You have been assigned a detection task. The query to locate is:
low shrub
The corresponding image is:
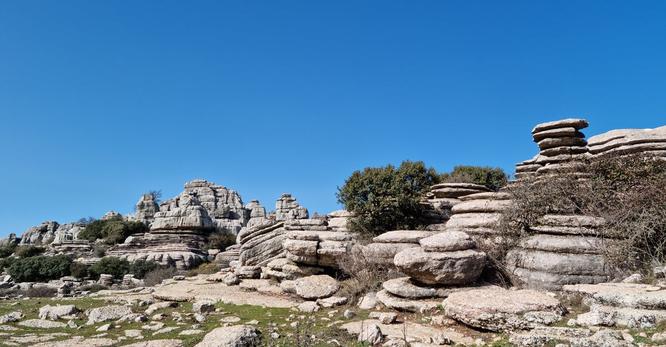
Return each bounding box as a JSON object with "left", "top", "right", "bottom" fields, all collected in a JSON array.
[
  {"left": 187, "top": 262, "right": 220, "bottom": 276},
  {"left": 89, "top": 257, "right": 130, "bottom": 279},
  {"left": 69, "top": 262, "right": 89, "bottom": 279},
  {"left": 78, "top": 217, "right": 148, "bottom": 245},
  {"left": 207, "top": 231, "right": 236, "bottom": 251},
  {"left": 79, "top": 283, "right": 108, "bottom": 293},
  {"left": 440, "top": 165, "right": 508, "bottom": 191},
  {"left": 7, "top": 255, "right": 72, "bottom": 282},
  {"left": 0, "top": 244, "right": 17, "bottom": 258},
  {"left": 143, "top": 267, "right": 178, "bottom": 287},
  {"left": 14, "top": 245, "right": 45, "bottom": 258},
  {"left": 501, "top": 153, "right": 666, "bottom": 274},
  {"left": 336, "top": 244, "right": 403, "bottom": 303},
  {"left": 24, "top": 286, "right": 57, "bottom": 297},
  {"left": 129, "top": 259, "right": 161, "bottom": 279}
]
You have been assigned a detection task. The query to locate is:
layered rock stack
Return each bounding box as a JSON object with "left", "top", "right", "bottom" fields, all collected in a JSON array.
[
  {"left": 134, "top": 193, "right": 160, "bottom": 224},
  {"left": 588, "top": 125, "right": 666, "bottom": 158},
  {"left": 444, "top": 191, "right": 512, "bottom": 251},
  {"left": 159, "top": 179, "right": 248, "bottom": 235},
  {"left": 244, "top": 200, "right": 268, "bottom": 229},
  {"left": 506, "top": 214, "right": 612, "bottom": 290},
  {"left": 423, "top": 183, "right": 492, "bottom": 230},
  {"left": 516, "top": 118, "right": 591, "bottom": 179},
  {"left": 214, "top": 244, "right": 241, "bottom": 268},
  {"left": 107, "top": 192, "right": 214, "bottom": 269},
  {"left": 377, "top": 230, "right": 486, "bottom": 312},
  {"left": 362, "top": 230, "right": 435, "bottom": 267},
  {"left": 274, "top": 193, "right": 309, "bottom": 220}
]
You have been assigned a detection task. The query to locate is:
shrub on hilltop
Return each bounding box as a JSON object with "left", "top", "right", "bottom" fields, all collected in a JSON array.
[
  {"left": 337, "top": 160, "right": 439, "bottom": 235},
  {"left": 78, "top": 216, "right": 148, "bottom": 245},
  {"left": 440, "top": 165, "right": 508, "bottom": 191},
  {"left": 14, "top": 245, "right": 45, "bottom": 258}
]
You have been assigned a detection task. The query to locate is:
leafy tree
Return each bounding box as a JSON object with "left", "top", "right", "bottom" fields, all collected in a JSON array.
[
  {"left": 7, "top": 255, "right": 72, "bottom": 282},
  {"left": 440, "top": 165, "right": 508, "bottom": 191},
  {"left": 78, "top": 217, "right": 148, "bottom": 245},
  {"left": 337, "top": 160, "right": 439, "bottom": 235}
]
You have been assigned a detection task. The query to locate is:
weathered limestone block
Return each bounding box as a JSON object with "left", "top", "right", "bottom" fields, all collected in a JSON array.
[
  {"left": 444, "top": 286, "right": 566, "bottom": 331},
  {"left": 394, "top": 247, "right": 486, "bottom": 286},
  {"left": 18, "top": 221, "right": 59, "bottom": 245},
  {"left": 238, "top": 221, "right": 286, "bottom": 267}
]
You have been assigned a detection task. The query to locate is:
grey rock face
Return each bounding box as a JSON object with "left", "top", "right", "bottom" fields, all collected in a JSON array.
[
  {"left": 86, "top": 305, "right": 133, "bottom": 324},
  {"left": 394, "top": 247, "right": 486, "bottom": 286},
  {"left": 194, "top": 325, "right": 261, "bottom": 347},
  {"left": 290, "top": 274, "right": 340, "bottom": 300},
  {"left": 238, "top": 221, "right": 286, "bottom": 267},
  {"left": 38, "top": 304, "right": 79, "bottom": 320},
  {"left": 18, "top": 221, "right": 59, "bottom": 245},
  {"left": 135, "top": 193, "right": 160, "bottom": 224},
  {"left": 274, "top": 193, "right": 308, "bottom": 221}
]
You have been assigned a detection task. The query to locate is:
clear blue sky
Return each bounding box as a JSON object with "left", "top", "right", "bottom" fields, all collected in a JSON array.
[{"left": 1, "top": 1, "right": 665, "bottom": 236}]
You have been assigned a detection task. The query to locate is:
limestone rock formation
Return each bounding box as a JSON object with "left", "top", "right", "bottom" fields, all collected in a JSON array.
[
  {"left": 444, "top": 286, "right": 566, "bottom": 331},
  {"left": 274, "top": 193, "right": 308, "bottom": 221},
  {"left": 363, "top": 230, "right": 435, "bottom": 266},
  {"left": 134, "top": 193, "right": 160, "bottom": 224},
  {"left": 244, "top": 200, "right": 268, "bottom": 229},
  {"left": 588, "top": 125, "right": 666, "bottom": 158},
  {"left": 394, "top": 230, "right": 486, "bottom": 286},
  {"left": 506, "top": 214, "right": 611, "bottom": 290},
  {"left": 107, "top": 193, "right": 213, "bottom": 269},
  {"left": 283, "top": 219, "right": 356, "bottom": 268},
  {"left": 422, "top": 183, "right": 491, "bottom": 230},
  {"left": 237, "top": 221, "right": 286, "bottom": 267},
  {"left": 18, "top": 221, "right": 59, "bottom": 245},
  {"left": 160, "top": 180, "right": 247, "bottom": 235},
  {"left": 444, "top": 192, "right": 510, "bottom": 251}
]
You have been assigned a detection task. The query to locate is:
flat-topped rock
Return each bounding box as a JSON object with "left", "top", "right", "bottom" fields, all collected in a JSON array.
[
  {"left": 376, "top": 289, "right": 440, "bottom": 313},
  {"left": 538, "top": 214, "right": 606, "bottom": 228},
  {"left": 290, "top": 274, "right": 340, "bottom": 299},
  {"left": 533, "top": 127, "right": 585, "bottom": 141},
  {"left": 444, "top": 286, "right": 565, "bottom": 331},
  {"left": 372, "top": 230, "right": 435, "bottom": 244},
  {"left": 519, "top": 234, "right": 604, "bottom": 254},
  {"left": 532, "top": 118, "right": 589, "bottom": 134},
  {"left": 451, "top": 199, "right": 512, "bottom": 214},
  {"left": 458, "top": 192, "right": 511, "bottom": 201},
  {"left": 537, "top": 137, "right": 588, "bottom": 150},
  {"left": 382, "top": 277, "right": 438, "bottom": 299},
  {"left": 445, "top": 213, "right": 502, "bottom": 229},
  {"left": 563, "top": 283, "right": 666, "bottom": 310},
  {"left": 419, "top": 231, "right": 476, "bottom": 252}
]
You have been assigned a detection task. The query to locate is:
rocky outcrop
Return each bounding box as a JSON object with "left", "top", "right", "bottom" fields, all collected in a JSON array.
[
  {"left": 444, "top": 192, "right": 511, "bottom": 252},
  {"left": 274, "top": 193, "right": 308, "bottom": 221},
  {"left": 588, "top": 125, "right": 666, "bottom": 158},
  {"left": 506, "top": 214, "right": 612, "bottom": 290},
  {"left": 394, "top": 231, "right": 486, "bottom": 286},
  {"left": 18, "top": 221, "right": 59, "bottom": 245},
  {"left": 215, "top": 244, "right": 240, "bottom": 267},
  {"left": 423, "top": 183, "right": 492, "bottom": 230},
  {"left": 444, "top": 286, "right": 566, "bottom": 331},
  {"left": 244, "top": 200, "right": 268, "bottom": 228},
  {"left": 237, "top": 221, "right": 286, "bottom": 267},
  {"left": 563, "top": 282, "right": 666, "bottom": 329},
  {"left": 134, "top": 193, "right": 160, "bottom": 224},
  {"left": 283, "top": 219, "right": 356, "bottom": 268},
  {"left": 362, "top": 230, "right": 435, "bottom": 266},
  {"left": 160, "top": 180, "right": 247, "bottom": 235},
  {"left": 107, "top": 193, "right": 213, "bottom": 269}
]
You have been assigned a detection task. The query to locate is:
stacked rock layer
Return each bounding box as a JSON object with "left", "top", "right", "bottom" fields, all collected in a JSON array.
[
  {"left": 423, "top": 183, "right": 492, "bottom": 230},
  {"left": 362, "top": 230, "right": 435, "bottom": 267},
  {"left": 506, "top": 214, "right": 612, "bottom": 290}
]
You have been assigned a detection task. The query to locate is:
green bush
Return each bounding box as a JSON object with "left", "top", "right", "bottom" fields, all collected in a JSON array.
[
  {"left": 440, "top": 165, "right": 508, "bottom": 191},
  {"left": 90, "top": 257, "right": 130, "bottom": 279},
  {"left": 69, "top": 262, "right": 89, "bottom": 279},
  {"left": 143, "top": 267, "right": 178, "bottom": 287},
  {"left": 7, "top": 255, "right": 72, "bottom": 282},
  {"left": 78, "top": 217, "right": 148, "bottom": 245},
  {"left": 337, "top": 160, "right": 439, "bottom": 234},
  {"left": 207, "top": 231, "right": 236, "bottom": 251},
  {"left": 0, "top": 244, "right": 16, "bottom": 258},
  {"left": 14, "top": 245, "right": 45, "bottom": 258},
  {"left": 129, "top": 259, "right": 161, "bottom": 279}
]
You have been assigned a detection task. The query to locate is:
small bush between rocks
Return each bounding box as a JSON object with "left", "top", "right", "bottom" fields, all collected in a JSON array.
[
  {"left": 336, "top": 244, "right": 403, "bottom": 303},
  {"left": 143, "top": 266, "right": 178, "bottom": 287},
  {"left": 6, "top": 255, "right": 72, "bottom": 282},
  {"left": 89, "top": 256, "right": 130, "bottom": 279},
  {"left": 207, "top": 231, "right": 236, "bottom": 251},
  {"left": 337, "top": 160, "right": 439, "bottom": 235},
  {"left": 69, "top": 261, "right": 89, "bottom": 279},
  {"left": 500, "top": 153, "right": 666, "bottom": 274},
  {"left": 187, "top": 262, "right": 221, "bottom": 276},
  {"left": 0, "top": 244, "right": 17, "bottom": 258},
  {"left": 78, "top": 216, "right": 148, "bottom": 245}
]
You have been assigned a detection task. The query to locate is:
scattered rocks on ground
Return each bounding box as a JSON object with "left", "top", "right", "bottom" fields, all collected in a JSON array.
[{"left": 195, "top": 325, "right": 261, "bottom": 347}]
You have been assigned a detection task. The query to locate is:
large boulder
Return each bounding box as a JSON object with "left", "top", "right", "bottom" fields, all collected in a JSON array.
[
  {"left": 86, "top": 305, "right": 133, "bottom": 324},
  {"left": 195, "top": 325, "right": 261, "bottom": 347},
  {"left": 284, "top": 274, "right": 340, "bottom": 300},
  {"left": 394, "top": 231, "right": 486, "bottom": 286},
  {"left": 444, "top": 286, "right": 566, "bottom": 331}
]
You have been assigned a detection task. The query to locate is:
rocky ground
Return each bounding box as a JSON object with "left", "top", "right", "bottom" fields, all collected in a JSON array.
[{"left": 2, "top": 274, "right": 666, "bottom": 346}]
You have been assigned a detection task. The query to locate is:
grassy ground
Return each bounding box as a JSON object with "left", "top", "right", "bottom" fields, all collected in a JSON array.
[{"left": 0, "top": 296, "right": 366, "bottom": 347}]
